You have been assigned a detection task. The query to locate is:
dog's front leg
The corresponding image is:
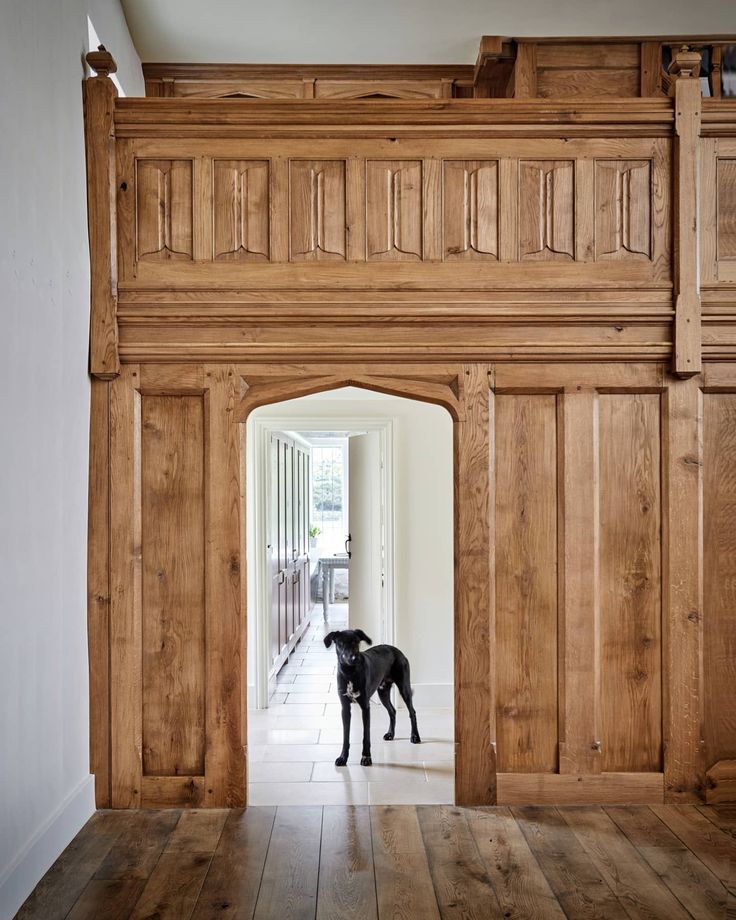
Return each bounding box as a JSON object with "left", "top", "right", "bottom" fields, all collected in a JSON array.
[
  {"left": 335, "top": 701, "right": 351, "bottom": 766},
  {"left": 360, "top": 703, "right": 372, "bottom": 766}
]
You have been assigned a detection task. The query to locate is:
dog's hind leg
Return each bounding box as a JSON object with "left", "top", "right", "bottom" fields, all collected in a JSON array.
[
  {"left": 397, "top": 669, "right": 421, "bottom": 744},
  {"left": 378, "top": 684, "right": 396, "bottom": 740},
  {"left": 359, "top": 703, "right": 372, "bottom": 766}
]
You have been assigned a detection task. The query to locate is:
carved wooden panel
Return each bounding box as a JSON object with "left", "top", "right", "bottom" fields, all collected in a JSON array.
[
  {"left": 443, "top": 160, "right": 498, "bottom": 261},
  {"left": 141, "top": 395, "right": 205, "bottom": 777},
  {"left": 495, "top": 394, "right": 558, "bottom": 773},
  {"left": 519, "top": 160, "right": 574, "bottom": 261},
  {"left": 704, "top": 393, "right": 736, "bottom": 769},
  {"left": 289, "top": 160, "right": 346, "bottom": 261},
  {"left": 366, "top": 160, "right": 422, "bottom": 261},
  {"left": 598, "top": 393, "right": 661, "bottom": 772},
  {"left": 595, "top": 160, "right": 651, "bottom": 260},
  {"left": 213, "top": 159, "right": 269, "bottom": 261},
  {"left": 136, "top": 159, "right": 193, "bottom": 261},
  {"left": 717, "top": 158, "right": 736, "bottom": 260}
]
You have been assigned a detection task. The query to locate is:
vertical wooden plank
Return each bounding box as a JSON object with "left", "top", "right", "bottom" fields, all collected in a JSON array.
[
  {"left": 701, "top": 139, "right": 718, "bottom": 285},
  {"left": 640, "top": 42, "right": 663, "bottom": 96},
  {"left": 670, "top": 49, "right": 703, "bottom": 376},
  {"left": 346, "top": 157, "right": 366, "bottom": 261},
  {"left": 514, "top": 43, "right": 538, "bottom": 98},
  {"left": 495, "top": 394, "right": 558, "bottom": 774},
  {"left": 82, "top": 69, "right": 119, "bottom": 378},
  {"left": 703, "top": 393, "right": 736, "bottom": 773},
  {"left": 370, "top": 806, "right": 441, "bottom": 920},
  {"left": 423, "top": 158, "right": 442, "bottom": 261},
  {"left": 559, "top": 388, "right": 601, "bottom": 775},
  {"left": 454, "top": 365, "right": 494, "bottom": 805},
  {"left": 575, "top": 157, "right": 595, "bottom": 262},
  {"left": 270, "top": 157, "right": 289, "bottom": 263},
  {"left": 254, "top": 806, "right": 323, "bottom": 920},
  {"left": 115, "top": 139, "right": 135, "bottom": 283},
  {"left": 109, "top": 364, "right": 142, "bottom": 808},
  {"left": 88, "top": 378, "right": 111, "bottom": 807},
  {"left": 193, "top": 156, "right": 213, "bottom": 261},
  {"left": 141, "top": 396, "right": 206, "bottom": 777},
  {"left": 316, "top": 807, "right": 377, "bottom": 920},
  {"left": 598, "top": 394, "right": 662, "bottom": 772},
  {"left": 663, "top": 376, "right": 705, "bottom": 801},
  {"left": 498, "top": 158, "right": 518, "bottom": 262},
  {"left": 204, "top": 366, "right": 246, "bottom": 806}
]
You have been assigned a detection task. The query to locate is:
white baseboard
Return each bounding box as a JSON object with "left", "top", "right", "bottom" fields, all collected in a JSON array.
[
  {"left": 398, "top": 682, "right": 453, "bottom": 709},
  {"left": 0, "top": 774, "right": 95, "bottom": 920}
]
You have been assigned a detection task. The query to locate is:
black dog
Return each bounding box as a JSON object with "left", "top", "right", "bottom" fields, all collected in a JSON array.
[{"left": 324, "top": 629, "right": 421, "bottom": 766}]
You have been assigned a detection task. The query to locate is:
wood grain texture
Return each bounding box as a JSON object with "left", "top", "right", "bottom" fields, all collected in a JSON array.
[
  {"left": 443, "top": 160, "right": 498, "bottom": 260},
  {"left": 454, "top": 365, "right": 494, "bottom": 805},
  {"left": 316, "top": 807, "right": 377, "bottom": 920},
  {"left": 136, "top": 159, "right": 193, "bottom": 261},
  {"left": 495, "top": 394, "right": 558, "bottom": 774},
  {"left": 213, "top": 159, "right": 270, "bottom": 261},
  {"left": 254, "top": 806, "right": 323, "bottom": 920},
  {"left": 83, "top": 76, "right": 120, "bottom": 377},
  {"left": 366, "top": 160, "right": 422, "bottom": 261},
  {"left": 141, "top": 395, "right": 205, "bottom": 777},
  {"left": 371, "top": 806, "right": 441, "bottom": 920},
  {"left": 497, "top": 772, "right": 663, "bottom": 804},
  {"left": 519, "top": 160, "right": 574, "bottom": 261},
  {"left": 598, "top": 393, "right": 662, "bottom": 772},
  {"left": 717, "top": 158, "right": 736, "bottom": 260},
  {"left": 703, "top": 393, "right": 736, "bottom": 779},
  {"left": 290, "top": 160, "right": 346, "bottom": 261}
]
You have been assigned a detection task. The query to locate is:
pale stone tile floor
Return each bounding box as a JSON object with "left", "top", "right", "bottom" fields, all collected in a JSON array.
[{"left": 248, "top": 604, "right": 455, "bottom": 805}]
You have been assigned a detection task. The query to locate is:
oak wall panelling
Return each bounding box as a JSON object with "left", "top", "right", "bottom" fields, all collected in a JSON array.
[{"left": 84, "top": 46, "right": 736, "bottom": 809}]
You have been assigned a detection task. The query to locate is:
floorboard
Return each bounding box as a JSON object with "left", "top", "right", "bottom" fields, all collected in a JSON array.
[{"left": 13, "top": 805, "right": 736, "bottom": 920}]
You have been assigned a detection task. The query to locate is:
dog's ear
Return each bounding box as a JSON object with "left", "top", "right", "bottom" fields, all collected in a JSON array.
[
  {"left": 323, "top": 631, "right": 337, "bottom": 648},
  {"left": 355, "top": 629, "right": 372, "bottom": 646}
]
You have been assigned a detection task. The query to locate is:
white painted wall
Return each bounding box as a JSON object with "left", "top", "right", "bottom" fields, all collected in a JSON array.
[
  {"left": 122, "top": 0, "right": 735, "bottom": 64},
  {"left": 0, "top": 4, "right": 141, "bottom": 917},
  {"left": 247, "top": 389, "right": 454, "bottom": 709}
]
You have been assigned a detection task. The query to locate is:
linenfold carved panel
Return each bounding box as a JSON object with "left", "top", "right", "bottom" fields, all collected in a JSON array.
[
  {"left": 136, "top": 159, "right": 193, "bottom": 261},
  {"left": 717, "top": 158, "right": 736, "bottom": 260},
  {"left": 366, "top": 160, "right": 422, "bottom": 261},
  {"left": 443, "top": 160, "right": 498, "bottom": 260},
  {"left": 519, "top": 160, "right": 574, "bottom": 261},
  {"left": 595, "top": 160, "right": 651, "bottom": 260},
  {"left": 213, "top": 160, "right": 269, "bottom": 261},
  {"left": 289, "top": 160, "right": 346, "bottom": 261}
]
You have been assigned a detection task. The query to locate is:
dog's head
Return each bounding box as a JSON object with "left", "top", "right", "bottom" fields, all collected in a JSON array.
[{"left": 323, "top": 629, "right": 372, "bottom": 667}]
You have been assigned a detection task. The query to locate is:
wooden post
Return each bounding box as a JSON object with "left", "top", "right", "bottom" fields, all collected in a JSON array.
[
  {"left": 83, "top": 47, "right": 120, "bottom": 379},
  {"left": 454, "top": 365, "right": 495, "bottom": 805},
  {"left": 670, "top": 46, "right": 702, "bottom": 378}
]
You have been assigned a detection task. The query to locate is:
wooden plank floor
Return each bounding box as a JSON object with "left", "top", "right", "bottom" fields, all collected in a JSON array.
[{"left": 15, "top": 805, "right": 735, "bottom": 919}]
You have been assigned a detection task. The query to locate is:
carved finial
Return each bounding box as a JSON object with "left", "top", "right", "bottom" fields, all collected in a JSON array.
[
  {"left": 86, "top": 45, "right": 117, "bottom": 78},
  {"left": 668, "top": 44, "right": 702, "bottom": 79}
]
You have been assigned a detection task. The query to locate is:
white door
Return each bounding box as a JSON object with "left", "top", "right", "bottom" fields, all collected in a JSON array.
[{"left": 348, "top": 432, "right": 383, "bottom": 643}]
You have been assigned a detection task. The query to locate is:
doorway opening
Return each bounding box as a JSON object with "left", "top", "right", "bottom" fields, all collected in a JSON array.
[{"left": 245, "top": 387, "right": 454, "bottom": 805}]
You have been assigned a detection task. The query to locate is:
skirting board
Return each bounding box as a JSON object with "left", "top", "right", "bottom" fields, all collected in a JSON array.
[
  {"left": 497, "top": 772, "right": 665, "bottom": 805},
  {"left": 0, "top": 774, "right": 95, "bottom": 919}
]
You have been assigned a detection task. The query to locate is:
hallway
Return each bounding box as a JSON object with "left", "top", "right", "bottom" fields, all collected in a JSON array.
[{"left": 248, "top": 607, "right": 455, "bottom": 805}]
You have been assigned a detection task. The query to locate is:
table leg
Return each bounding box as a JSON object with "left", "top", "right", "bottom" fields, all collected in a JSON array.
[
  {"left": 329, "top": 568, "right": 335, "bottom": 603},
  {"left": 322, "top": 567, "right": 329, "bottom": 620}
]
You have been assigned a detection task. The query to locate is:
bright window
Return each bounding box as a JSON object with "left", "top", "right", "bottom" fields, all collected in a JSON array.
[{"left": 310, "top": 440, "right": 348, "bottom": 555}]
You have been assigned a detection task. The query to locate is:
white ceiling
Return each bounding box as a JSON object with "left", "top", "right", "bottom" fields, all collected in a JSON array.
[{"left": 121, "top": 0, "right": 736, "bottom": 64}]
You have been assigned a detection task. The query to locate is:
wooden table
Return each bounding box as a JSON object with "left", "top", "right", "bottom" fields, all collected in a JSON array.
[{"left": 319, "top": 554, "right": 350, "bottom": 620}]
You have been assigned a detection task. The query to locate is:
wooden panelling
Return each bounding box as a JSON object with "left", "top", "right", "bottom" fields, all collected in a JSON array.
[
  {"left": 141, "top": 396, "right": 205, "bottom": 777},
  {"left": 213, "top": 159, "right": 269, "bottom": 261},
  {"left": 519, "top": 160, "right": 574, "bottom": 261},
  {"left": 289, "top": 160, "right": 346, "bottom": 261},
  {"left": 537, "top": 69, "right": 641, "bottom": 98},
  {"left": 136, "top": 159, "right": 193, "bottom": 261},
  {"left": 703, "top": 393, "right": 736, "bottom": 771},
  {"left": 717, "top": 158, "right": 736, "bottom": 260},
  {"left": 598, "top": 394, "right": 662, "bottom": 773},
  {"left": 495, "top": 394, "right": 558, "bottom": 773},
  {"left": 595, "top": 160, "right": 651, "bottom": 260},
  {"left": 366, "top": 160, "right": 422, "bottom": 260},
  {"left": 443, "top": 160, "right": 498, "bottom": 260}
]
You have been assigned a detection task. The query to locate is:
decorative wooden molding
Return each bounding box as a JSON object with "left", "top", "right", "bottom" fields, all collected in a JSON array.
[
  {"left": 670, "top": 47, "right": 703, "bottom": 377},
  {"left": 83, "top": 50, "right": 120, "bottom": 378}
]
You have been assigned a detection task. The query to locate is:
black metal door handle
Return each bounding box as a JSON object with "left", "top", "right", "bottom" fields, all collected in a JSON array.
[{"left": 345, "top": 534, "right": 352, "bottom": 559}]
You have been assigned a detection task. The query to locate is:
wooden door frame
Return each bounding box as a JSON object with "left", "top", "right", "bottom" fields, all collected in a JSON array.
[
  {"left": 249, "top": 414, "right": 397, "bottom": 711},
  {"left": 236, "top": 363, "right": 495, "bottom": 805}
]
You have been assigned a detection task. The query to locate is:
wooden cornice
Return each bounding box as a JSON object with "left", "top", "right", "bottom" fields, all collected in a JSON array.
[{"left": 142, "top": 62, "right": 473, "bottom": 81}]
